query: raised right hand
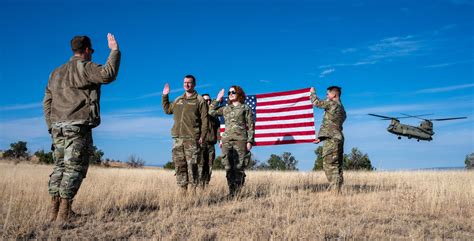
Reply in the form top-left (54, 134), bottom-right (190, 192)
top-left (217, 88), bottom-right (225, 101)
top-left (310, 87), bottom-right (315, 94)
top-left (107, 33), bottom-right (119, 51)
top-left (163, 83), bottom-right (170, 95)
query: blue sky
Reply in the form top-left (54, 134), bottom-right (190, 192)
top-left (1, 0), bottom-right (473, 170)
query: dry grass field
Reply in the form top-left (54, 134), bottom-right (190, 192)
top-left (0, 162), bottom-right (473, 240)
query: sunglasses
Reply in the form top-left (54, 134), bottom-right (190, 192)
top-left (228, 90), bottom-right (236, 95)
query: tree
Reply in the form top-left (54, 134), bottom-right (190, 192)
top-left (34, 149), bottom-right (54, 164)
top-left (126, 155), bottom-right (145, 168)
top-left (344, 147), bottom-right (374, 171)
top-left (282, 152), bottom-right (298, 170)
top-left (266, 152), bottom-right (298, 171)
top-left (89, 145), bottom-right (104, 165)
top-left (4, 141), bottom-right (29, 159)
top-left (267, 154), bottom-right (285, 170)
top-left (213, 156), bottom-right (224, 170)
top-left (313, 146), bottom-right (324, 171)
top-left (466, 153), bottom-right (474, 170)
top-left (313, 146), bottom-right (374, 171)
top-left (163, 161), bottom-right (175, 169)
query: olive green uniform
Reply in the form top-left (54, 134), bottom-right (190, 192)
top-left (162, 91), bottom-right (208, 189)
top-left (199, 110), bottom-right (220, 186)
top-left (209, 101), bottom-right (254, 196)
top-left (310, 93), bottom-right (346, 191)
top-left (43, 50), bottom-right (121, 199)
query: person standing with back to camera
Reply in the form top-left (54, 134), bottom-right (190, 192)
top-left (43, 33), bottom-right (121, 224)
top-left (209, 86), bottom-right (254, 198)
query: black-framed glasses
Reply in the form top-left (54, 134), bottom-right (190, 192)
top-left (204, 99), bottom-right (211, 102)
top-left (228, 90), bottom-right (236, 95)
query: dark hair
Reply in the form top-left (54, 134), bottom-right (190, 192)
top-left (202, 93), bottom-right (210, 98)
top-left (184, 75), bottom-right (196, 85)
top-left (71, 36), bottom-right (92, 53)
top-left (327, 86), bottom-right (342, 97)
top-left (228, 85), bottom-right (246, 104)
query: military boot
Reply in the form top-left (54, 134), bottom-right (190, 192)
top-left (56, 198), bottom-right (72, 224)
top-left (48, 196), bottom-right (60, 222)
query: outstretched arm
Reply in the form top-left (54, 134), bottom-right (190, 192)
top-left (310, 87), bottom-right (330, 110)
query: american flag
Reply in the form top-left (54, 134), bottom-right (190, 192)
top-left (219, 88), bottom-right (316, 146)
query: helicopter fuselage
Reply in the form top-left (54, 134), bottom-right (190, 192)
top-left (387, 120), bottom-right (434, 141)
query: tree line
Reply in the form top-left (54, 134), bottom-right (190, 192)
top-left (4, 140), bottom-right (473, 170)
top-left (0, 141), bottom-right (145, 168)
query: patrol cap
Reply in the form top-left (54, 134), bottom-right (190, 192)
top-left (71, 36), bottom-right (92, 53)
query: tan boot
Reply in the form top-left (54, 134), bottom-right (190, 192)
top-left (48, 196), bottom-right (60, 222)
top-left (56, 198), bottom-right (71, 224)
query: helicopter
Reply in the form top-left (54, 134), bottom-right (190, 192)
top-left (368, 113), bottom-right (467, 141)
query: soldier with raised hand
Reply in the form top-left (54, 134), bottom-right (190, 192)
top-left (310, 86), bottom-right (346, 193)
top-left (162, 75), bottom-right (208, 194)
top-left (43, 33), bottom-right (121, 224)
top-left (209, 86), bottom-right (254, 197)
top-left (199, 93), bottom-right (221, 187)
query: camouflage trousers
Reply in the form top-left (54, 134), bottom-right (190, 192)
top-left (48, 123), bottom-right (92, 199)
top-left (221, 140), bottom-right (249, 195)
top-left (172, 138), bottom-right (200, 188)
top-left (199, 142), bottom-right (215, 186)
top-left (322, 138), bottom-right (344, 191)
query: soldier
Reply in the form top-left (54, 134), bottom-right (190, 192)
top-left (310, 86), bottom-right (346, 193)
top-left (199, 93), bottom-right (221, 187)
top-left (209, 86), bottom-right (254, 197)
top-left (162, 75), bottom-right (208, 193)
top-left (43, 33), bottom-right (121, 223)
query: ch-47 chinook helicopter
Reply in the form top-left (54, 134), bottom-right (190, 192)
top-left (368, 113), bottom-right (467, 141)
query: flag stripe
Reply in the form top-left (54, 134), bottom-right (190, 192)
top-left (256, 88), bottom-right (310, 99)
top-left (256, 100), bottom-right (312, 110)
top-left (256, 96), bottom-right (310, 107)
top-left (256, 135), bottom-right (316, 142)
top-left (256, 113), bottom-right (314, 122)
top-left (257, 118), bottom-right (314, 126)
top-left (257, 92), bottom-right (310, 103)
top-left (255, 131), bottom-right (316, 138)
top-left (255, 122), bottom-right (314, 130)
top-left (257, 109), bottom-right (313, 118)
top-left (256, 139), bottom-right (315, 146)
top-left (256, 104), bottom-right (314, 114)
top-left (255, 126), bottom-right (315, 134)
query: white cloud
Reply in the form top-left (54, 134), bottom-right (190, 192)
top-left (96, 115), bottom-right (173, 138)
top-left (319, 68), bottom-right (335, 78)
top-left (0, 102), bottom-right (42, 111)
top-left (367, 35), bottom-right (422, 59)
top-left (318, 61), bottom-right (377, 69)
top-left (136, 84), bottom-right (212, 99)
top-left (259, 80), bottom-right (271, 83)
top-left (415, 83), bottom-right (474, 94)
top-left (423, 59), bottom-right (473, 68)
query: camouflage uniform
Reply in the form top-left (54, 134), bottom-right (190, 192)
top-left (199, 112), bottom-right (220, 186)
top-left (162, 91), bottom-right (208, 189)
top-left (43, 50), bottom-right (121, 199)
top-left (310, 92), bottom-right (346, 191)
top-left (209, 101), bottom-right (254, 196)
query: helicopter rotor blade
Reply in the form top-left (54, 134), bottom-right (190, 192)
top-left (368, 113), bottom-right (396, 120)
top-left (430, 117), bottom-right (467, 121)
top-left (399, 113), bottom-right (433, 121)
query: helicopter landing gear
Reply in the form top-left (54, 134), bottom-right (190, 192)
top-left (397, 136), bottom-right (401, 140)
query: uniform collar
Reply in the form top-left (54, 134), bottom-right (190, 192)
top-left (182, 91), bottom-right (198, 100)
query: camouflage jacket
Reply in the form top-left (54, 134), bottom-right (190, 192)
top-left (209, 101), bottom-right (255, 143)
top-left (206, 112), bottom-right (221, 144)
top-left (310, 93), bottom-right (346, 140)
top-left (162, 91), bottom-right (208, 140)
top-left (43, 50), bottom-right (121, 130)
